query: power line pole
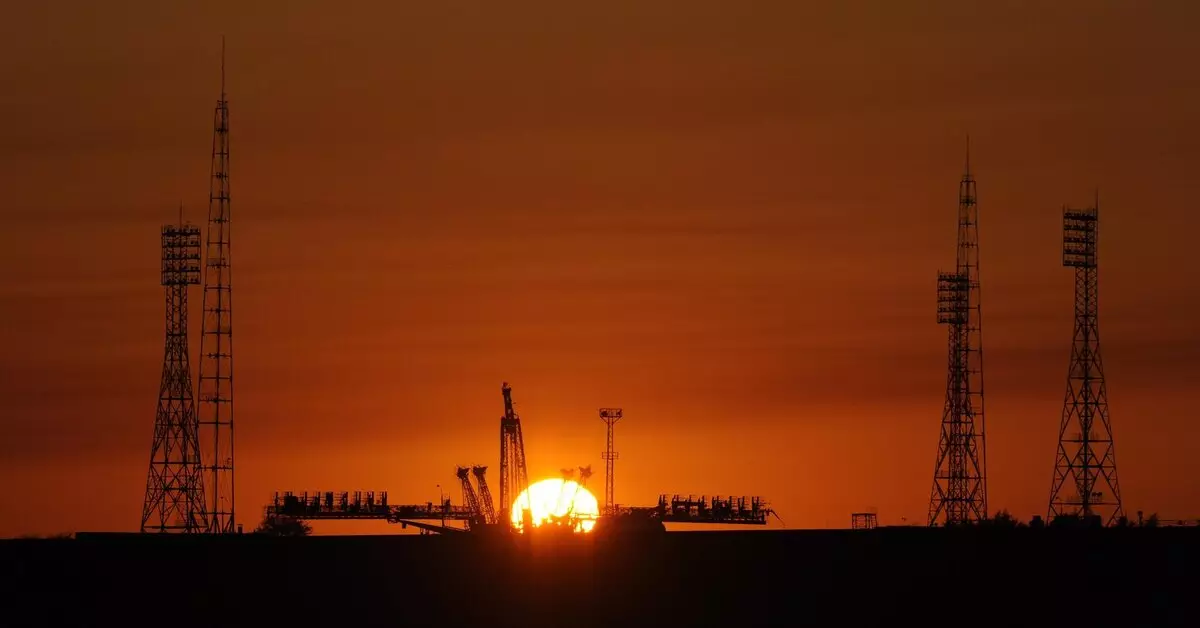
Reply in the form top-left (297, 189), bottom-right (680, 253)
top-left (928, 142), bottom-right (988, 526)
top-left (1048, 194), bottom-right (1124, 525)
top-left (198, 38), bottom-right (236, 533)
top-left (141, 216), bottom-right (207, 533)
top-left (599, 408), bottom-right (622, 516)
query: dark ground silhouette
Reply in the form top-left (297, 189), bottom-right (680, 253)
top-left (3, 527), bottom-right (1197, 627)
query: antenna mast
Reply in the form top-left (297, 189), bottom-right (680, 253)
top-left (928, 140), bottom-right (989, 525)
top-left (198, 38), bottom-right (236, 533)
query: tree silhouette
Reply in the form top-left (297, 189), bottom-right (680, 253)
top-left (254, 515), bottom-right (312, 537)
top-left (18, 532), bottom-right (73, 539)
top-left (1048, 512), bottom-right (1103, 528)
top-left (988, 509), bottom-right (1023, 528)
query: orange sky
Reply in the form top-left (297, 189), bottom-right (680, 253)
top-left (1, 1), bottom-right (1198, 537)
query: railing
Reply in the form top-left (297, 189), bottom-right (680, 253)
top-left (266, 491), bottom-right (774, 527)
top-left (266, 491), bottom-right (475, 522)
top-left (627, 494), bottom-right (772, 524)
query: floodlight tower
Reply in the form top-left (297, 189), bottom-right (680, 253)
top-left (599, 408), bottom-right (622, 515)
top-left (1048, 195), bottom-right (1124, 525)
top-left (928, 144), bottom-right (988, 526)
top-left (141, 217), bottom-right (208, 533)
top-left (198, 40), bottom-right (236, 533)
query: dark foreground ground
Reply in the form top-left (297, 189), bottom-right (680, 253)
top-left (3, 527), bottom-right (1198, 627)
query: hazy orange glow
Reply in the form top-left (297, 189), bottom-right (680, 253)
top-left (511, 479), bottom-right (599, 533)
top-left (1, 2), bottom-right (1199, 538)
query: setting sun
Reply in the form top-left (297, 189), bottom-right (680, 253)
top-left (510, 478), bottom-right (600, 533)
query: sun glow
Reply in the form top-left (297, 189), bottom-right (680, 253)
top-left (510, 478), bottom-right (600, 533)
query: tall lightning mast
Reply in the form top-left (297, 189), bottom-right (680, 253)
top-left (198, 39), bottom-right (236, 533)
top-left (928, 141), bottom-right (988, 526)
top-left (1048, 194), bottom-right (1124, 525)
top-left (599, 408), bottom-right (622, 516)
top-left (141, 214), bottom-right (207, 532)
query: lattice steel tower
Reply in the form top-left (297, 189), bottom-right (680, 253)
top-left (499, 382), bottom-right (529, 527)
top-left (599, 408), bottom-right (622, 515)
top-left (928, 145), bottom-right (988, 526)
top-left (141, 217), bottom-right (208, 533)
top-left (198, 41), bottom-right (236, 533)
top-left (1048, 196), bottom-right (1124, 525)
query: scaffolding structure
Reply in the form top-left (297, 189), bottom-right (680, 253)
top-left (851, 513), bottom-right (878, 530)
top-left (499, 382), bottom-right (529, 527)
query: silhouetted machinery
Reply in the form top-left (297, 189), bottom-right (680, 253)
top-left (264, 489), bottom-right (774, 534)
top-left (267, 490), bottom-right (471, 530)
top-left (263, 382), bottom-right (777, 535)
top-left (457, 466), bottom-right (485, 527)
top-left (472, 465), bottom-right (497, 525)
top-left (499, 382), bottom-right (531, 527)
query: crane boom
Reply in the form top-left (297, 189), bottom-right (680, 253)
top-left (472, 465), bottom-right (497, 525)
top-left (456, 466), bottom-right (482, 524)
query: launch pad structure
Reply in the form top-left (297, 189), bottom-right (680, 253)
top-left (265, 382), bottom-right (777, 534)
top-left (499, 382), bottom-right (530, 529)
top-left (266, 490), bottom-right (775, 531)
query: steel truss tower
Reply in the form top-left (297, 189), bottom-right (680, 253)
top-left (599, 408), bottom-right (622, 515)
top-left (198, 41), bottom-right (236, 533)
top-left (141, 219), bottom-right (208, 533)
top-left (499, 382), bottom-right (529, 527)
top-left (928, 146), bottom-right (988, 526)
top-left (1048, 197), bottom-right (1124, 525)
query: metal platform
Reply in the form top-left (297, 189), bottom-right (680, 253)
top-left (622, 495), bottom-right (774, 525)
top-left (266, 491), bottom-right (774, 529)
top-left (267, 491), bottom-right (474, 523)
